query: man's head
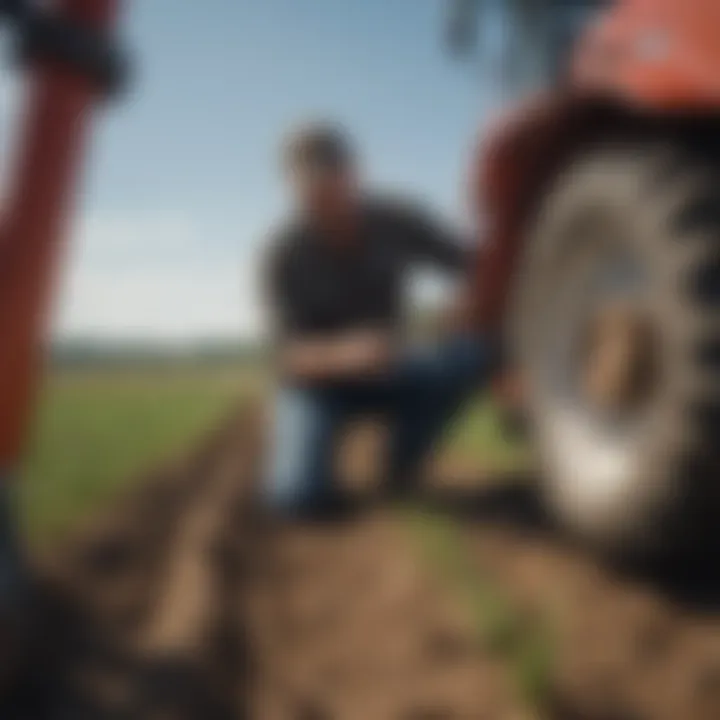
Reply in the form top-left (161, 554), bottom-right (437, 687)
top-left (282, 122), bottom-right (359, 227)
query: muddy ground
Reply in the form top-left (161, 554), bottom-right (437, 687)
top-left (2, 408), bottom-right (720, 719)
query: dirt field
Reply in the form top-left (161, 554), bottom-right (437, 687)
top-left (3, 406), bottom-right (720, 720)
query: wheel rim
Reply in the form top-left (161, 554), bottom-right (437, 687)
top-left (531, 238), bottom-right (664, 529)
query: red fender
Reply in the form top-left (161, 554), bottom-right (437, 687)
top-left (574, 0), bottom-right (720, 111)
top-left (470, 92), bottom-right (588, 332)
top-left (0, 0), bottom-right (122, 467)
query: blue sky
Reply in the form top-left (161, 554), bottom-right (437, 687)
top-left (2, 0), bottom-right (495, 342)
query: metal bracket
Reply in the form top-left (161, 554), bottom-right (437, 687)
top-left (0, 0), bottom-right (129, 98)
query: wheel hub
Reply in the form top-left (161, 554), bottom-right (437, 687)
top-left (580, 303), bottom-right (659, 415)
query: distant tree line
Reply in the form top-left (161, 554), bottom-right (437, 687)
top-left (50, 338), bottom-right (268, 369)
top-left (50, 304), bottom-right (445, 370)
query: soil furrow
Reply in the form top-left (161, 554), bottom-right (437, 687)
top-left (1, 407), bottom-right (718, 719)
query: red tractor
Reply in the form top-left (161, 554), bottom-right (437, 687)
top-left (450, 0), bottom-right (720, 555)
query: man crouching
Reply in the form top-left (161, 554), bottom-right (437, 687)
top-left (262, 122), bottom-right (495, 517)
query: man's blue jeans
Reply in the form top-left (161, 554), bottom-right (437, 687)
top-left (264, 334), bottom-right (495, 512)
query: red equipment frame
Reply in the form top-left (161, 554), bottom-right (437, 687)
top-left (0, 0), bottom-right (122, 469)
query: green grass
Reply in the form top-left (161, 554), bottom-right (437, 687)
top-left (445, 400), bottom-right (530, 472)
top-left (19, 363), bottom-right (263, 545)
top-left (406, 508), bottom-right (555, 714)
top-left (15, 361), bottom-right (525, 546)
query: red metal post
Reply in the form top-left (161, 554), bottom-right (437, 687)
top-left (0, 0), bottom-right (122, 468)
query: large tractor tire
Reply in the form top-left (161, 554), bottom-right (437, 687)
top-left (512, 145), bottom-right (720, 556)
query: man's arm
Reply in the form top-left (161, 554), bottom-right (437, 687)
top-left (396, 201), bottom-right (472, 273)
top-left (281, 329), bottom-right (393, 382)
top-left (393, 201), bottom-right (484, 333)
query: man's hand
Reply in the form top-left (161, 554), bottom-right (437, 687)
top-left (333, 331), bottom-right (393, 376)
top-left (281, 330), bottom-right (394, 382)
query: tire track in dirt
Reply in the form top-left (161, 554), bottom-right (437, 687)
top-left (2, 406), bottom-right (259, 719)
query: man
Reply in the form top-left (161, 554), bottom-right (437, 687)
top-left (264, 122), bottom-right (496, 516)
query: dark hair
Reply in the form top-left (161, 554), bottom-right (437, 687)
top-left (282, 122), bottom-right (354, 173)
